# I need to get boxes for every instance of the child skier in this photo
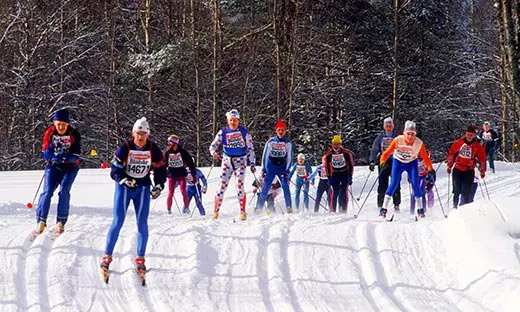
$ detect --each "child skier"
[409,152,435,215]
[252,176,281,213]
[289,153,312,211]
[309,164,329,212]
[185,165,208,216]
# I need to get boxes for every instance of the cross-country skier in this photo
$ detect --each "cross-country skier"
[164,134,197,214]
[209,109,256,221]
[409,152,435,215]
[255,120,293,213]
[308,164,330,212]
[36,108,81,236]
[479,121,499,173]
[100,117,167,278]
[289,153,312,211]
[252,176,281,213]
[322,135,355,213]
[369,117,401,212]
[447,125,487,208]
[186,164,208,216]
[379,121,434,219]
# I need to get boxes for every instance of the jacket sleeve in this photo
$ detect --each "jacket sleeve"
[245,131,256,166]
[379,139,397,165]
[197,169,207,188]
[41,127,56,161]
[418,144,433,171]
[209,130,223,156]
[305,163,312,179]
[447,140,460,169]
[152,144,167,185]
[285,141,293,172]
[261,139,270,170]
[64,129,81,163]
[347,151,355,177]
[110,143,128,182]
[322,152,331,176]
[288,163,297,180]
[476,144,487,173]
[308,164,321,182]
[183,149,197,174]
[369,134,382,163]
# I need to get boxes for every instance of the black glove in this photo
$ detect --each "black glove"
[120,178,137,189]
[369,162,375,172]
[151,183,164,199]
[380,161,390,171]
[427,169,436,182]
[250,165,256,173]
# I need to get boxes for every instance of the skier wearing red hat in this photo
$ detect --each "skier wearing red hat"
[164,134,197,215]
[209,109,256,221]
[255,119,293,213]
[447,125,487,208]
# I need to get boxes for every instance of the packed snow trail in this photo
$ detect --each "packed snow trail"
[0,162,519,311]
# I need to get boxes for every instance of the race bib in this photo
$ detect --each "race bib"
[53,135,72,151]
[186,172,195,185]
[459,144,472,159]
[270,142,287,158]
[126,150,152,179]
[168,153,184,168]
[319,166,328,179]
[225,131,246,148]
[381,137,393,152]
[296,165,307,178]
[395,145,413,160]
[482,132,492,141]
[331,154,346,168]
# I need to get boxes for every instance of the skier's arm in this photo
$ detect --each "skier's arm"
[285,141,293,173]
[288,163,297,180]
[476,144,487,173]
[197,169,207,188]
[347,150,355,177]
[418,144,433,171]
[209,130,223,157]
[183,149,197,174]
[110,143,129,182]
[305,163,312,180]
[308,164,321,182]
[245,131,256,166]
[379,139,397,165]
[447,141,460,169]
[261,140,271,171]
[63,129,81,163]
[151,144,167,186]
[369,135,382,163]
[322,152,331,177]
[41,127,56,161]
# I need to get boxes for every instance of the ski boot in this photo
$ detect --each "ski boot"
[167,209,172,215]
[199,209,206,216]
[379,208,387,219]
[286,207,293,214]
[37,221,47,234]
[239,211,247,221]
[100,254,112,284]
[212,211,219,220]
[394,205,400,213]
[135,257,146,286]
[54,222,64,239]
[183,207,190,214]
[418,209,426,219]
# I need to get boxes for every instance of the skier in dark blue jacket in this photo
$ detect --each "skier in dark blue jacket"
[369,117,401,211]
[100,117,167,276]
[186,166,208,215]
[36,108,81,236]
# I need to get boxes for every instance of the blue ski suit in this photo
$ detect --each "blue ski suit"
[289,161,312,210]
[186,168,208,215]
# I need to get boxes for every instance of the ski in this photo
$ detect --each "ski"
[386,215,394,222]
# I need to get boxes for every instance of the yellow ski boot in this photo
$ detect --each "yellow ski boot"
[239,211,247,221]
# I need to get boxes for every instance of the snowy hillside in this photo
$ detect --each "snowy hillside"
[0,162,519,312]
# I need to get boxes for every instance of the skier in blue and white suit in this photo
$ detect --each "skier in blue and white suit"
[289,153,312,211]
[186,166,208,216]
[100,117,167,273]
[255,119,294,213]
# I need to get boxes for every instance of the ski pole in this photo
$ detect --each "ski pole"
[477,179,485,200]
[433,183,447,218]
[289,179,328,212]
[356,170,372,201]
[354,175,378,218]
[446,172,451,210]
[348,187,362,215]
[482,177,490,200]
[27,172,45,209]
[310,182,330,212]
[172,193,182,215]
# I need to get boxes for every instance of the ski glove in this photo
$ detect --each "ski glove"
[369,162,375,172]
[480,171,485,179]
[446,167,452,174]
[201,186,207,194]
[151,184,164,199]
[212,152,221,160]
[380,161,390,171]
[120,178,137,188]
[427,169,436,182]
[250,165,256,173]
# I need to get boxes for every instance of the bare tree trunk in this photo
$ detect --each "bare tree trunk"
[273,0,281,119]
[190,0,201,165]
[104,0,119,157]
[140,0,154,122]
[288,0,301,133]
[211,0,221,136]
[501,0,520,126]
[391,0,399,120]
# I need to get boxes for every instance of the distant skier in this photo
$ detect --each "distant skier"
[252,176,281,213]
[289,153,312,211]
[322,135,354,213]
[255,120,293,213]
[369,117,401,212]
[308,164,330,212]
[409,152,435,215]
[185,164,207,216]
[447,125,487,208]
[479,121,499,173]
[36,108,81,236]
[379,121,434,219]
[100,117,166,278]
[164,134,197,214]
[209,109,256,221]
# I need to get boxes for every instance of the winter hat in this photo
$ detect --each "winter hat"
[403,120,416,133]
[297,153,305,160]
[53,109,70,123]
[168,134,180,144]
[383,117,393,126]
[466,125,477,134]
[226,109,240,120]
[132,117,150,134]
[331,135,342,145]
[275,119,286,130]
[483,121,490,127]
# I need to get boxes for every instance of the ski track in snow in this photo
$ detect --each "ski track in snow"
[0,163,520,311]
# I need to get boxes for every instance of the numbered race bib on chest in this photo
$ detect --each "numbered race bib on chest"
[482,132,492,141]
[270,142,287,158]
[319,166,328,179]
[296,165,307,178]
[459,144,472,159]
[332,154,346,168]
[126,150,152,179]
[381,137,393,152]
[225,131,246,149]
[395,145,413,161]
[168,153,184,168]
[53,135,72,150]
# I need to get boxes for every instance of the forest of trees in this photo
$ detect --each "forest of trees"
[0,0,518,170]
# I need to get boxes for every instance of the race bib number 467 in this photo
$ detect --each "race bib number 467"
[126,150,152,179]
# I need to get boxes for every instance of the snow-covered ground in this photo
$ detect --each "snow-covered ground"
[0,162,519,312]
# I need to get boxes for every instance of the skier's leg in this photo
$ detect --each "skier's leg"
[294,182,302,210]
[234,157,247,212]
[314,181,326,212]
[133,185,151,257]
[56,166,79,226]
[166,177,174,211]
[461,170,474,204]
[452,169,462,208]
[179,178,189,210]
[36,167,61,224]
[256,172,276,210]
[104,183,132,255]
[377,167,390,207]
[279,173,293,210]
[303,182,310,210]
[214,157,233,213]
